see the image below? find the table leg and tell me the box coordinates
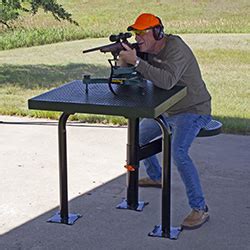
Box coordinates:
[148,116,182,239]
[47,112,81,225]
[116,118,148,211]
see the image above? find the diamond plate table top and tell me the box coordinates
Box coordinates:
[28,80,187,118]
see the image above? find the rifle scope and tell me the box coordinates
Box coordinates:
[109,32,132,42]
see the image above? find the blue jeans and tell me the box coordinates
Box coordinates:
[139,113,211,210]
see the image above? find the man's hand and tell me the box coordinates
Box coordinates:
[119,43,137,65]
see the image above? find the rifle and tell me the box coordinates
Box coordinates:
[82,32,140,58]
[82,32,144,95]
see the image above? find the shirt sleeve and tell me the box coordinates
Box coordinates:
[136,45,190,90]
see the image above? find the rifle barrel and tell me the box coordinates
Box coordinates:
[82,46,105,54]
[82,42,140,54]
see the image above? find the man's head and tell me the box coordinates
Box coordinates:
[127,13,165,53]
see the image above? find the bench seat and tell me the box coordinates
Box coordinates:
[197,119,223,137]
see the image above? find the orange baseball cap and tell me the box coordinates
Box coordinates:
[127,13,161,31]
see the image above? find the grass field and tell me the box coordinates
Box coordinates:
[0,0,250,50]
[0,34,249,134]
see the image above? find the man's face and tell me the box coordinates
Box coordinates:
[134,29,156,53]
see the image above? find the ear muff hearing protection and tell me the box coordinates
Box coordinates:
[152,17,164,40]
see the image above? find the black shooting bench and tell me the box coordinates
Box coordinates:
[28,79,221,240]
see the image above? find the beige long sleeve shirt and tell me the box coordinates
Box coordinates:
[136,34,211,116]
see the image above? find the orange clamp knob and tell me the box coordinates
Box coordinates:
[124,165,135,171]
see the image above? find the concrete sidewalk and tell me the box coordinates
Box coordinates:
[0,115,250,250]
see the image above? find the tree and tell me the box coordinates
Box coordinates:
[0,0,78,28]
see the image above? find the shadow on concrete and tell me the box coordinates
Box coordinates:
[0,120,126,129]
[1,116,250,134]
[1,133,250,250]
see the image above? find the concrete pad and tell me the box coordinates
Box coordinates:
[0,115,250,250]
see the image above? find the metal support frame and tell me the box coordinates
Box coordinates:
[116,118,148,211]
[148,116,182,239]
[46,112,182,234]
[47,112,81,225]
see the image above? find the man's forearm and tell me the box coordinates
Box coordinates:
[136,59,180,90]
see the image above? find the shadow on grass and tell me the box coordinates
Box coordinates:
[0,64,249,134]
[0,63,110,88]
[213,116,250,135]
[0,115,249,135]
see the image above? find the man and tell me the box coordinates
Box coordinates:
[119,13,212,230]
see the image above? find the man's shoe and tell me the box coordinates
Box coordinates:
[181,206,209,230]
[138,177,161,188]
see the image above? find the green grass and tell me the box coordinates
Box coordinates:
[0,34,249,134]
[198,48,249,134]
[0,0,250,50]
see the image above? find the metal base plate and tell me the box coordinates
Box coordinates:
[116,199,149,211]
[148,225,182,240]
[47,212,82,225]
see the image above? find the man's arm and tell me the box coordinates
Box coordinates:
[120,43,191,90]
[136,48,190,90]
